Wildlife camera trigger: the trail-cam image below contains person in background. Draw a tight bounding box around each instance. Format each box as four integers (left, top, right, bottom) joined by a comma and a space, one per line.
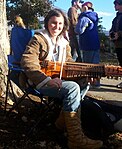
67, 0, 83, 62
109, 0, 122, 88
21, 8, 103, 149
10, 15, 34, 62
75, 1, 101, 88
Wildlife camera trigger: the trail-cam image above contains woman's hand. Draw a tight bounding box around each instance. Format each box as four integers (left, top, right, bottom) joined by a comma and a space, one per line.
46, 77, 62, 89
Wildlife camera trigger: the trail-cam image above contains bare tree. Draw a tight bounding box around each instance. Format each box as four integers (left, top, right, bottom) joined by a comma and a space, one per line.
0, 0, 10, 99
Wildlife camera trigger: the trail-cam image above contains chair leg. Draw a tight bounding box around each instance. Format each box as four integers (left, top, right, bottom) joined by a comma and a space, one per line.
5, 80, 19, 112
4, 77, 10, 113
6, 92, 28, 115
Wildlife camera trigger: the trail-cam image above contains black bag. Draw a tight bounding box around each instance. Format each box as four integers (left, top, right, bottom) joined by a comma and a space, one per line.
80, 96, 118, 140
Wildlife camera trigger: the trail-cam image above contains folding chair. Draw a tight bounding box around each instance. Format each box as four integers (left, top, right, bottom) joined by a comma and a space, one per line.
4, 55, 64, 138
4, 55, 58, 117
5, 54, 90, 109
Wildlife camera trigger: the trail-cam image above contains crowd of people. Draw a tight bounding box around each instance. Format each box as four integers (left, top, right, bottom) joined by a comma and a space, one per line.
9, 0, 122, 149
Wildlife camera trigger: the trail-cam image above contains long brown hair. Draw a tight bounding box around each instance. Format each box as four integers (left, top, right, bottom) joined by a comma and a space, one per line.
44, 8, 69, 35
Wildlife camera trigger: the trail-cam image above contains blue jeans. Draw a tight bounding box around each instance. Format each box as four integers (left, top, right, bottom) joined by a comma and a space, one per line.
38, 81, 81, 112
82, 50, 100, 64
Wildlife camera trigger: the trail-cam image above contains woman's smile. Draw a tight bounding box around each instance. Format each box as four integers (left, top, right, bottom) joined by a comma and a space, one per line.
48, 16, 64, 37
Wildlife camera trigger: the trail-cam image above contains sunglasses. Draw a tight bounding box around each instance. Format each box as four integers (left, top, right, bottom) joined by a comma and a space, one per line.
79, 0, 84, 3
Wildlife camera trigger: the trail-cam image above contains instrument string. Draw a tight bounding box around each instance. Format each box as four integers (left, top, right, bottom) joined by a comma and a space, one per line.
59, 47, 65, 79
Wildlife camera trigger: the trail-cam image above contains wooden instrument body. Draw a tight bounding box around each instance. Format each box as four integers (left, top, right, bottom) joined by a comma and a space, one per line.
40, 61, 122, 79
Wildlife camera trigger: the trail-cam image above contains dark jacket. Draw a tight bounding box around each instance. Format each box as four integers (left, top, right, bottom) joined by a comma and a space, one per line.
110, 12, 122, 48
75, 10, 100, 51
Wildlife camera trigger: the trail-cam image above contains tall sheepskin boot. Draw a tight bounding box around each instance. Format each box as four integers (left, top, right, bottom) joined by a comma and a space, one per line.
64, 111, 103, 149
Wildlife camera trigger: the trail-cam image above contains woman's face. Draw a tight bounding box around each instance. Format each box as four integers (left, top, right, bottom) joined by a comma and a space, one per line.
48, 15, 64, 37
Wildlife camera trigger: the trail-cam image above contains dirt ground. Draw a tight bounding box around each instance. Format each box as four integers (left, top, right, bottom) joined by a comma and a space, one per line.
0, 89, 122, 149
0, 93, 122, 149
0, 52, 122, 149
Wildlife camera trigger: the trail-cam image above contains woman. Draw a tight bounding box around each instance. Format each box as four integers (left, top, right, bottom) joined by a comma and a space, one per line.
21, 8, 102, 149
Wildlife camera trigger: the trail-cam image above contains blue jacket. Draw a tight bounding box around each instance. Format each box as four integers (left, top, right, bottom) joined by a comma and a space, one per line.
75, 10, 100, 51
10, 26, 34, 62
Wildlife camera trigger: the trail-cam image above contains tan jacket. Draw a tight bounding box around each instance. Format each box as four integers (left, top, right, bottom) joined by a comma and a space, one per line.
21, 29, 73, 88
68, 6, 78, 37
